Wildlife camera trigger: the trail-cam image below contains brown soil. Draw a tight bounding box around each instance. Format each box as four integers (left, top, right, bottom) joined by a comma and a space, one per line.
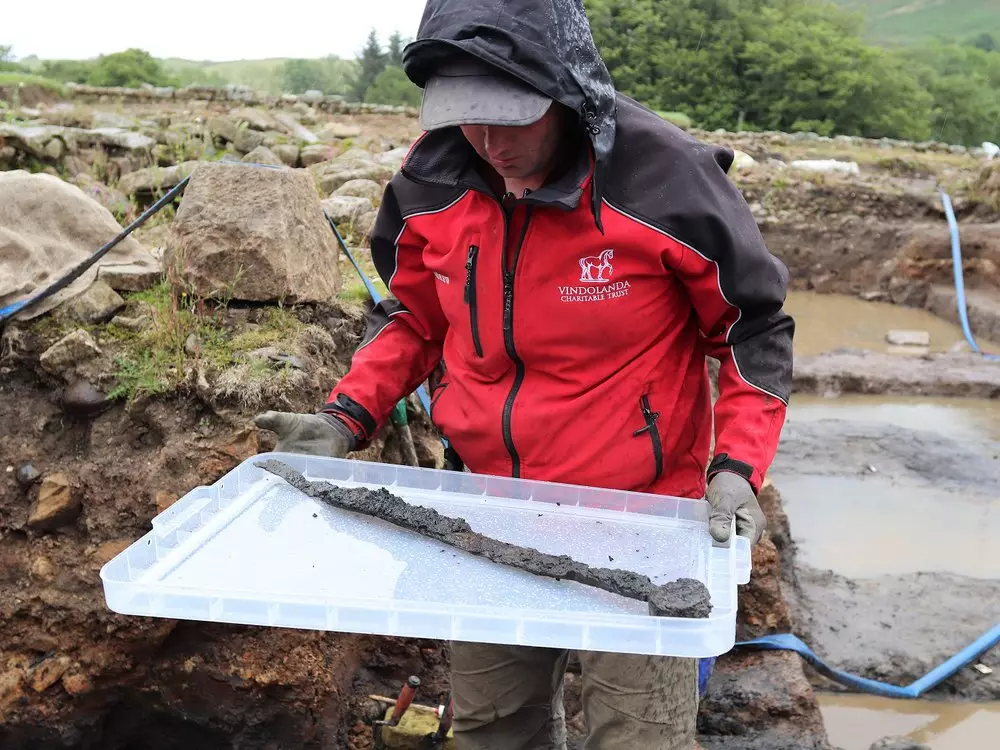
0, 301, 447, 749
0, 83, 64, 108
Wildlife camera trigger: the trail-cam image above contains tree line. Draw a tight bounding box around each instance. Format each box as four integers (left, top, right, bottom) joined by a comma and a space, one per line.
5, 1, 998, 145
584, 0, 1000, 146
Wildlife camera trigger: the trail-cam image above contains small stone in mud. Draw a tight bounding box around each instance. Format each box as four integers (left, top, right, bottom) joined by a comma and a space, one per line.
27, 472, 81, 532
869, 737, 931, 750
16, 462, 40, 486
29, 656, 72, 693
61, 380, 109, 417
30, 556, 55, 581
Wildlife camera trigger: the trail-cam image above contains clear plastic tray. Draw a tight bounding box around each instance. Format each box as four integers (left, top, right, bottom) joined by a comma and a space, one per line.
101, 453, 751, 657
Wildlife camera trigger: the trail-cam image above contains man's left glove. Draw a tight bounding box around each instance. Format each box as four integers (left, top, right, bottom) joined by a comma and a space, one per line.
706, 472, 767, 546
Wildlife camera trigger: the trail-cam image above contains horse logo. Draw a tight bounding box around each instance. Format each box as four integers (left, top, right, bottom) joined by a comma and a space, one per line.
579, 249, 614, 283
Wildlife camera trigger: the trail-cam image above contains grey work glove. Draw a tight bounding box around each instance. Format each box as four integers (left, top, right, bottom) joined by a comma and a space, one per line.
706, 472, 767, 546
253, 411, 356, 457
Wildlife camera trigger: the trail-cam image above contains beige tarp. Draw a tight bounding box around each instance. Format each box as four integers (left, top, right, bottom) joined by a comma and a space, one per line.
0, 170, 158, 320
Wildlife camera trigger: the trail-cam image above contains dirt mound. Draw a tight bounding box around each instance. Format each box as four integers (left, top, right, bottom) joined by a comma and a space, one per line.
0, 295, 447, 748
976, 160, 1000, 210
0, 83, 64, 108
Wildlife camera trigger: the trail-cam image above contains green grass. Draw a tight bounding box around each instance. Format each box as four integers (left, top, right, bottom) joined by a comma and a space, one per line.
96, 281, 304, 402
835, 0, 1000, 44
0, 72, 65, 95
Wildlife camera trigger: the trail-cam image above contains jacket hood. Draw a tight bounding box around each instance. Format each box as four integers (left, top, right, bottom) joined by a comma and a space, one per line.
402, 0, 617, 230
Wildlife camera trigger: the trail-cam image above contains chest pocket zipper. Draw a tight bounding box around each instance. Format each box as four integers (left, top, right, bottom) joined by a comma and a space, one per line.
633, 395, 664, 481
463, 245, 483, 357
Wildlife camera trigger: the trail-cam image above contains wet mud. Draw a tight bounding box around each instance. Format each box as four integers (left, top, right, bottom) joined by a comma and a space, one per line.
819, 694, 1000, 750
257, 459, 712, 618
772, 396, 1000, 701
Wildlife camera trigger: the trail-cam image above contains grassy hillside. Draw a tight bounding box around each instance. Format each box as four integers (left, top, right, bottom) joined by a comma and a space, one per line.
836, 0, 1000, 45
160, 57, 289, 93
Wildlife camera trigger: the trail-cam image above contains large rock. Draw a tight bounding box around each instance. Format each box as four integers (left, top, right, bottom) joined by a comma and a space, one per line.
0, 171, 157, 319
317, 122, 362, 140
117, 161, 200, 198
321, 195, 373, 225
62, 280, 126, 324
27, 473, 81, 532
353, 210, 378, 240
207, 116, 240, 144
241, 145, 284, 167
301, 144, 339, 167
165, 162, 340, 303
91, 113, 136, 130
271, 144, 300, 167
375, 147, 410, 169
273, 113, 318, 144
39, 329, 106, 381
312, 162, 395, 195
234, 127, 265, 155
97, 263, 162, 292
334, 178, 383, 202
230, 107, 278, 132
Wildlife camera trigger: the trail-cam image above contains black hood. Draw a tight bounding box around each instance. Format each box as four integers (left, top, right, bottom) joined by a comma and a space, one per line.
402, 0, 618, 230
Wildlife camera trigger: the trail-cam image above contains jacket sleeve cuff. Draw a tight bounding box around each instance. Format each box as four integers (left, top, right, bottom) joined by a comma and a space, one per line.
320, 393, 378, 448
707, 453, 762, 494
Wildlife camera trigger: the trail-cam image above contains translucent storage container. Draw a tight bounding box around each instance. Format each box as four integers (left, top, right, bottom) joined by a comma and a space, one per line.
101, 452, 751, 657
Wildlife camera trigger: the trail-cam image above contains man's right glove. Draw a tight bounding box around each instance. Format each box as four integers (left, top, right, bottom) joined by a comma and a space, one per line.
253, 411, 356, 457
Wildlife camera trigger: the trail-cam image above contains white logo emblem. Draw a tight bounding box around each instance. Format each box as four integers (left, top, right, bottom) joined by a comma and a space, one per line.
559, 248, 630, 303
579, 249, 614, 283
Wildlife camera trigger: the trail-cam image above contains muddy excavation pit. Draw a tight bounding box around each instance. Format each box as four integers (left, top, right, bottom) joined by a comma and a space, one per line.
258, 459, 713, 619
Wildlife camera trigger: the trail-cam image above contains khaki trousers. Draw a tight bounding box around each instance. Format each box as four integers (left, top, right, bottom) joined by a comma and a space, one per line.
450, 642, 698, 750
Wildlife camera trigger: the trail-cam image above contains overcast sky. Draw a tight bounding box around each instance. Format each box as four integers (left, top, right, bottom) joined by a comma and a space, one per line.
6, 0, 426, 61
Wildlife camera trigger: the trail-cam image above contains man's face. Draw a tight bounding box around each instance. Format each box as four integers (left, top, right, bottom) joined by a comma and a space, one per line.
460, 106, 564, 180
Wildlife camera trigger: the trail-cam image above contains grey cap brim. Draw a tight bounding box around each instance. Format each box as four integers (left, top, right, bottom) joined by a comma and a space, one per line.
420, 65, 553, 130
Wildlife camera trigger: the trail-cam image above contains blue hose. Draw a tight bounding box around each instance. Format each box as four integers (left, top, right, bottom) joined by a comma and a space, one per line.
737, 625, 1000, 699
939, 190, 1000, 361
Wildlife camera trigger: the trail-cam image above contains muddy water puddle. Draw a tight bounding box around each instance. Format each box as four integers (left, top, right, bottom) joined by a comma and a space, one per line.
773, 395, 1000, 579
784, 291, 1000, 356
819, 694, 1000, 750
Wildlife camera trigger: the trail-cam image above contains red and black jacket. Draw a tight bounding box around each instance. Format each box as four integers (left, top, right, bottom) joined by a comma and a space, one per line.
324, 0, 794, 503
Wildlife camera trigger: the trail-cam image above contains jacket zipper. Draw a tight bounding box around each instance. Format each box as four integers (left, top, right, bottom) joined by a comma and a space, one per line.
501, 197, 533, 478
633, 395, 663, 480
463, 245, 483, 357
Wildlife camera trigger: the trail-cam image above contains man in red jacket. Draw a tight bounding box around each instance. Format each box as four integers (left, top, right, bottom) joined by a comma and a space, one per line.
256, 0, 793, 747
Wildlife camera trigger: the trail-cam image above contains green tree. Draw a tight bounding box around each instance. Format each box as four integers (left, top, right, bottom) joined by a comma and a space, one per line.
0, 44, 21, 72
388, 31, 406, 67
584, 0, 936, 140
39, 59, 95, 83
737, 1, 932, 140
281, 59, 327, 93
351, 28, 388, 101
970, 32, 998, 54
367, 66, 422, 106
87, 49, 175, 88
898, 42, 1000, 145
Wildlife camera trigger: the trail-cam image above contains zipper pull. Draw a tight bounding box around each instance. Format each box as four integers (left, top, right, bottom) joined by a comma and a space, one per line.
503, 275, 514, 331
463, 245, 478, 304
633, 397, 661, 436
